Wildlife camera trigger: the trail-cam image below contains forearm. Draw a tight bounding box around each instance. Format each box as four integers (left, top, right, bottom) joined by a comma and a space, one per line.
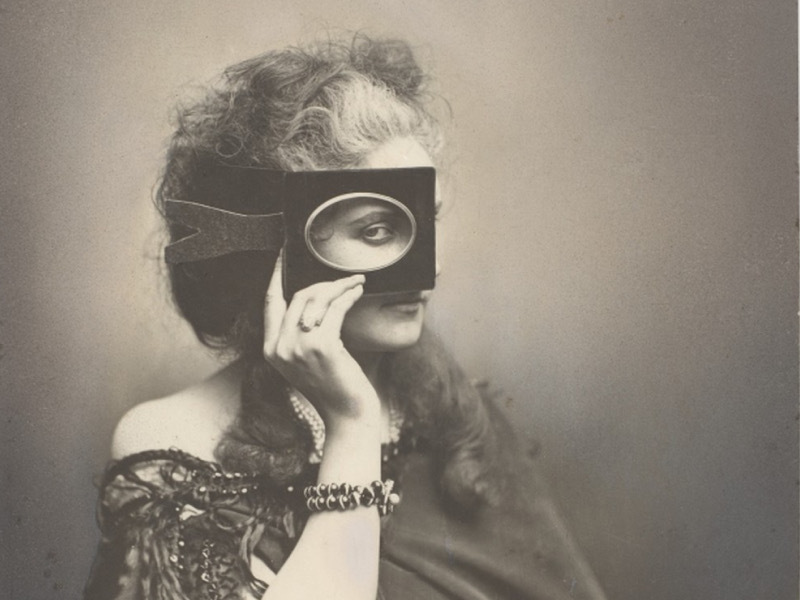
262, 417, 382, 600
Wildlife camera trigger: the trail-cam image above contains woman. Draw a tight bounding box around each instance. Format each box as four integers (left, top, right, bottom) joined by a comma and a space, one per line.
85, 36, 605, 600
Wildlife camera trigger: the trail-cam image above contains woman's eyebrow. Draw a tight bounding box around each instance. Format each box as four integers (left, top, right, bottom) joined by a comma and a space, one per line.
344, 208, 397, 229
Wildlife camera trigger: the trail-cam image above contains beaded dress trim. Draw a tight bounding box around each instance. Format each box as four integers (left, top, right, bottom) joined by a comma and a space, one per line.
86, 431, 416, 600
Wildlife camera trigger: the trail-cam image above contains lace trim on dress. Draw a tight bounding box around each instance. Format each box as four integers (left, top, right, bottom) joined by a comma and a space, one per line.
86, 439, 415, 600
87, 448, 307, 600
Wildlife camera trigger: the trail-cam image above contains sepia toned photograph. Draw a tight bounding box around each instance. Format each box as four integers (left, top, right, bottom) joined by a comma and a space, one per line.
1, 2, 796, 599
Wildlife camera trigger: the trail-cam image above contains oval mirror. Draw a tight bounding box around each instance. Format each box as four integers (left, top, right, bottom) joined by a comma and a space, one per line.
305, 192, 416, 272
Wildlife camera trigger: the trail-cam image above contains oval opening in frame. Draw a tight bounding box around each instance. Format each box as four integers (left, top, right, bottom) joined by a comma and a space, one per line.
305, 192, 417, 272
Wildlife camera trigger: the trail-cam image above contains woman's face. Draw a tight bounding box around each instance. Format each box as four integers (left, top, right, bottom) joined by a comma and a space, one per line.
338, 137, 439, 354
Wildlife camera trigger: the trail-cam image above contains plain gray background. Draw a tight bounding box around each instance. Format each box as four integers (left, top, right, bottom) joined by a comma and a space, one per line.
1, 1, 797, 598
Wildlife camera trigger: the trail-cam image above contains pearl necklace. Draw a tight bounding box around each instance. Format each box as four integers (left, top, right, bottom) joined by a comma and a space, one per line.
288, 389, 404, 464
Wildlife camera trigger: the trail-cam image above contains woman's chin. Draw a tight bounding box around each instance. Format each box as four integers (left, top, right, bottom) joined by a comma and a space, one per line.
343, 321, 424, 353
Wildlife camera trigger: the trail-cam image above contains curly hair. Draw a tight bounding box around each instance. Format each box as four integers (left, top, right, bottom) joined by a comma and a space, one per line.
156, 35, 510, 513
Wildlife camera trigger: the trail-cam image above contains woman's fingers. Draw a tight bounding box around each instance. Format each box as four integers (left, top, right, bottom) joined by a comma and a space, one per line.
282, 274, 365, 337
317, 282, 364, 335
265, 269, 365, 362
263, 251, 287, 355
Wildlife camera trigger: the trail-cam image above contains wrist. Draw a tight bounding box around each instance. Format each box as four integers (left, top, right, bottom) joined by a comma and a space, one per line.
319, 417, 382, 483
324, 413, 382, 446
319, 388, 382, 429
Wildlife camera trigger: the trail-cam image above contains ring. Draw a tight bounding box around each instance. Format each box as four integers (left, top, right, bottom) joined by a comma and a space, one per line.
298, 316, 322, 332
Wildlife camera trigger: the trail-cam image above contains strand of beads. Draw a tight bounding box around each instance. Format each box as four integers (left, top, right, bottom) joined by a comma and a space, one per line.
387, 403, 403, 446
288, 389, 326, 463
288, 389, 404, 464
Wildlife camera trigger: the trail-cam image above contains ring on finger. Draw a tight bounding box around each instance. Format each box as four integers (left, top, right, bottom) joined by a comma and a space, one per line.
298, 315, 323, 332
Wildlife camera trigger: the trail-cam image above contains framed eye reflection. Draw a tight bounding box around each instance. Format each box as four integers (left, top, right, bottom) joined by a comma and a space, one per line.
305, 192, 417, 272
283, 166, 436, 299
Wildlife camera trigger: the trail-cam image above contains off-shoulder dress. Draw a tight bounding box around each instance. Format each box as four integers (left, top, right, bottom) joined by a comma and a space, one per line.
84, 430, 606, 600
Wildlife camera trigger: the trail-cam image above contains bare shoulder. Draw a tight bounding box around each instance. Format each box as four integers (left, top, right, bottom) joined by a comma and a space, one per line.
111, 362, 244, 462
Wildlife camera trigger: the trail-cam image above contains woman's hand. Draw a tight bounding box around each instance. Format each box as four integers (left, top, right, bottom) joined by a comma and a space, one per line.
262, 252, 380, 426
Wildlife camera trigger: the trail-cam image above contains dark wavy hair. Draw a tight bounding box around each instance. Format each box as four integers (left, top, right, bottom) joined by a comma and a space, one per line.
157, 36, 512, 513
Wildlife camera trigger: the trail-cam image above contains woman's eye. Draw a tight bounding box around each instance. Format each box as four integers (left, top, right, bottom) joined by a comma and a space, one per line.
360, 224, 395, 245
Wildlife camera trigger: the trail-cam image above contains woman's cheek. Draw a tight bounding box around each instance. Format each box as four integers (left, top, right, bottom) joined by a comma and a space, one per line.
340, 297, 380, 347
343, 304, 424, 353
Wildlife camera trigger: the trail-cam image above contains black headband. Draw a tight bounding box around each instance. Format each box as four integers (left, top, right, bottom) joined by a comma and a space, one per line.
164, 166, 436, 264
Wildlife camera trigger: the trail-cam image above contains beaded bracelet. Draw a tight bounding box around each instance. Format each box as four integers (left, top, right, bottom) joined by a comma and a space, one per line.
303, 479, 400, 517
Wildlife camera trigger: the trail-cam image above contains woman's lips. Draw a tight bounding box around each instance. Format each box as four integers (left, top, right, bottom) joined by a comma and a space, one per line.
381, 292, 430, 313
